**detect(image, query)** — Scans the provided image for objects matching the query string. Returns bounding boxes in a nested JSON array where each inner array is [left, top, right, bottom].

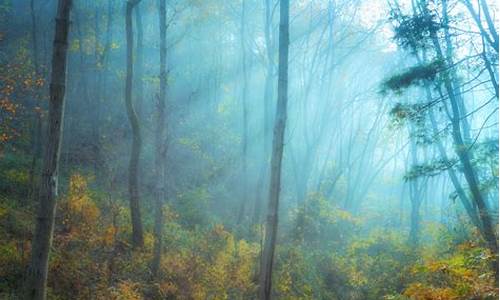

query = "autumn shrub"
[[154, 224, 258, 299], [175, 186, 210, 228], [403, 242, 498, 300], [0, 172, 497, 300], [290, 193, 360, 249], [343, 231, 417, 299], [0, 153, 31, 197], [0, 200, 31, 295]]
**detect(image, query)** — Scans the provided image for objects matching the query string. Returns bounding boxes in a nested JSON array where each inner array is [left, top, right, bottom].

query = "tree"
[[237, 0, 249, 224], [252, 0, 276, 227], [125, 0, 144, 248], [407, 131, 424, 246], [135, 4, 145, 119], [422, 0, 498, 274], [460, 0, 498, 98], [386, 0, 498, 279], [259, 0, 289, 298], [27, 0, 43, 204], [152, 0, 168, 278], [24, 0, 73, 299]]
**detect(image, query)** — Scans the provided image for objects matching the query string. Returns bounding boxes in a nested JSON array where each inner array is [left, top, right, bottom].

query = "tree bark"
[[408, 133, 422, 246], [92, 3, 103, 181], [259, 0, 289, 298], [252, 0, 275, 227], [152, 0, 168, 278], [237, 0, 249, 224], [125, 0, 144, 248], [135, 5, 144, 119], [96, 0, 115, 183], [27, 0, 43, 205], [24, 0, 73, 299]]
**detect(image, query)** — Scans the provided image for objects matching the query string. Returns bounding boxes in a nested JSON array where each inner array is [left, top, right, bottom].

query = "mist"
[[1, 0, 498, 299]]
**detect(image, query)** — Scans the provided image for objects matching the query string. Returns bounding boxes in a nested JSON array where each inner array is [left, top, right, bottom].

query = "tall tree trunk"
[[152, 0, 168, 278], [408, 134, 422, 246], [74, 9, 94, 167], [92, 3, 102, 181], [125, 0, 144, 248], [135, 5, 144, 119], [27, 0, 42, 204], [24, 1, 73, 299], [252, 0, 274, 227], [97, 0, 115, 183], [258, 0, 289, 298], [237, 0, 249, 223]]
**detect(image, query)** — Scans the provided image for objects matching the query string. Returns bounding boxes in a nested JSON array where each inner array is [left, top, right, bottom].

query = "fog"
[[1, 0, 498, 298]]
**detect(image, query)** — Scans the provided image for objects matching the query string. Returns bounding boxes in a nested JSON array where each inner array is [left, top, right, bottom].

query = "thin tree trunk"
[[125, 0, 144, 248], [258, 0, 289, 298], [252, 0, 274, 227], [97, 0, 115, 183], [237, 0, 249, 224], [152, 0, 168, 278], [408, 133, 422, 246], [27, 0, 42, 204], [73, 4, 96, 176], [135, 5, 144, 119], [24, 1, 73, 299], [92, 3, 102, 181]]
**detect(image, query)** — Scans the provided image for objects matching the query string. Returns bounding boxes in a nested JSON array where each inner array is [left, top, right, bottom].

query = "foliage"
[[0, 36, 45, 154], [291, 193, 360, 249], [0, 175, 498, 299], [404, 158, 458, 181], [404, 242, 498, 299], [0, 0, 497, 299], [381, 60, 443, 95], [389, 6, 442, 51], [0, 152, 31, 196], [175, 186, 211, 227]]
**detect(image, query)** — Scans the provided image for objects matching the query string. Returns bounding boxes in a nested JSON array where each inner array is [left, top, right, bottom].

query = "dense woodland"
[[0, 0, 498, 299]]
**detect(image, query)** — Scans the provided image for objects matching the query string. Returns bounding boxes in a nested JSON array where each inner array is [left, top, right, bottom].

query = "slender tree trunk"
[[92, 3, 102, 181], [27, 0, 42, 204], [408, 181, 422, 245], [125, 0, 144, 248], [97, 0, 115, 183], [24, 1, 73, 299], [135, 5, 144, 119], [252, 0, 274, 227], [152, 0, 168, 278], [259, 0, 289, 298], [237, 0, 249, 224], [74, 9, 94, 165], [408, 134, 422, 246]]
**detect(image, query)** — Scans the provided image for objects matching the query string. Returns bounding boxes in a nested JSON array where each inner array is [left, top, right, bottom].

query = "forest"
[[0, 0, 498, 299]]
